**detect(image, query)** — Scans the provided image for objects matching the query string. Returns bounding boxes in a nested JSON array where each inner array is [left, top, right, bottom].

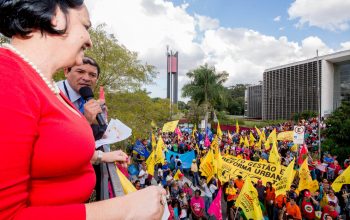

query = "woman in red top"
[[265, 181, 276, 220], [0, 1, 165, 219]]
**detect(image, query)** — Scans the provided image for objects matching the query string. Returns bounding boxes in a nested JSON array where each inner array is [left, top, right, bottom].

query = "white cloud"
[[194, 14, 220, 31], [300, 36, 333, 57], [200, 28, 333, 85], [340, 41, 350, 50], [279, 27, 285, 31], [85, 0, 341, 100], [273, 16, 281, 22], [288, 0, 350, 31]]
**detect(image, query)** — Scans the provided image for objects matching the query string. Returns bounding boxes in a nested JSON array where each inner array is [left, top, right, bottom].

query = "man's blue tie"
[[78, 97, 86, 114]]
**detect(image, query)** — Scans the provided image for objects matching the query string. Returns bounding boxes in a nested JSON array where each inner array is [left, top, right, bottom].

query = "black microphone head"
[[79, 86, 94, 100]]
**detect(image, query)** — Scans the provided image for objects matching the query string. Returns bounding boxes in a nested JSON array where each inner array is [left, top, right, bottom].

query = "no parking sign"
[[293, 126, 305, 144]]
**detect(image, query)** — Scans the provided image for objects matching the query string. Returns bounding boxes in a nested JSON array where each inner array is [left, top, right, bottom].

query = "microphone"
[[79, 86, 107, 127]]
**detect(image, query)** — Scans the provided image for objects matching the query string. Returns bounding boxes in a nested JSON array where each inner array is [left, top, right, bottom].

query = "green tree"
[[0, 34, 9, 45], [182, 64, 229, 117], [86, 24, 157, 92], [226, 84, 249, 115], [177, 101, 189, 111], [185, 100, 207, 126], [107, 90, 172, 140], [323, 102, 350, 162], [54, 24, 157, 93]]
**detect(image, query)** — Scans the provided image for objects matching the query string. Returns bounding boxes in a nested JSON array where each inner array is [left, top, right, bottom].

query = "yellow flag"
[[174, 169, 183, 180], [261, 130, 266, 142], [116, 168, 137, 194], [275, 159, 295, 196], [236, 120, 240, 134], [195, 144, 200, 154], [265, 129, 276, 150], [236, 176, 263, 220], [239, 136, 244, 145], [145, 151, 155, 175], [290, 143, 298, 152], [298, 158, 317, 192], [162, 120, 179, 132], [249, 132, 256, 146], [227, 131, 232, 141], [211, 136, 224, 181], [192, 124, 197, 138], [255, 126, 261, 136], [255, 138, 262, 150], [151, 133, 157, 150], [320, 192, 329, 208], [151, 120, 157, 128], [268, 141, 281, 165], [332, 166, 350, 192], [217, 121, 223, 139], [277, 131, 294, 141], [244, 136, 249, 147], [200, 149, 215, 183], [154, 136, 165, 165]]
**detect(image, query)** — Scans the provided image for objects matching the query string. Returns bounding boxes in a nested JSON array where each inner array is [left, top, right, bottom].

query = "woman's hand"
[[122, 186, 166, 219], [86, 185, 166, 220], [103, 150, 129, 167]]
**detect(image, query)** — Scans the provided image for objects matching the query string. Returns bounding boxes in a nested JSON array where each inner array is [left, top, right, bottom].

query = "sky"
[[85, 0, 350, 101]]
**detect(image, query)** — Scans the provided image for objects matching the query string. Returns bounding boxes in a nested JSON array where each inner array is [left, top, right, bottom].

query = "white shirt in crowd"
[[157, 168, 163, 178], [166, 174, 173, 183], [138, 169, 148, 185], [202, 182, 217, 198]]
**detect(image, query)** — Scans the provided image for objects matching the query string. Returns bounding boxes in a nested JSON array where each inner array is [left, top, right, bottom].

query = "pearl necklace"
[[3, 43, 60, 95]]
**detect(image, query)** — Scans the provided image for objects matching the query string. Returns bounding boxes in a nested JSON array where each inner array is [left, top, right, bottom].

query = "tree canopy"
[[0, 34, 9, 44], [182, 64, 229, 109], [226, 84, 249, 115], [107, 90, 174, 140], [54, 24, 157, 93], [323, 101, 350, 161]]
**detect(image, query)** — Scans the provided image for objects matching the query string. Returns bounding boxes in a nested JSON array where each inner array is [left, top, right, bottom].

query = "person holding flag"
[[235, 176, 263, 220]]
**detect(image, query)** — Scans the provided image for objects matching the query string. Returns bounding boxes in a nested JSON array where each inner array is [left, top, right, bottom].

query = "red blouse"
[[0, 48, 96, 219]]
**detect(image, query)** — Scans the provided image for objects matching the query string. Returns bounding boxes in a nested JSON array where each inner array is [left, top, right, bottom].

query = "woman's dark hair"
[[0, 0, 84, 38], [267, 181, 272, 190]]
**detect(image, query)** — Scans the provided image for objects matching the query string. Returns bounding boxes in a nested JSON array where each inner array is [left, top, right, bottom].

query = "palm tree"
[[182, 64, 229, 124]]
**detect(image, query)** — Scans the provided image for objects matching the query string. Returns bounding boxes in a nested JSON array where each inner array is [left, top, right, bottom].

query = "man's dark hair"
[[67, 56, 100, 77], [195, 189, 201, 195], [0, 0, 84, 38]]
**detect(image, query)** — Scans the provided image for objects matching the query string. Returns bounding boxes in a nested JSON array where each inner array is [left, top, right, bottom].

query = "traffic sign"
[[293, 126, 305, 144]]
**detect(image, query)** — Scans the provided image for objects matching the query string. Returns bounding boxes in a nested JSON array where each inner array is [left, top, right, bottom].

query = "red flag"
[[115, 163, 129, 178], [99, 86, 108, 120], [175, 127, 182, 138], [298, 144, 308, 165], [99, 86, 105, 100], [208, 187, 223, 220], [204, 135, 211, 147]]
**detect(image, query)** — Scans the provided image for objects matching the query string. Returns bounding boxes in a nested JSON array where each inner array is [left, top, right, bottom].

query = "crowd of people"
[[129, 117, 350, 220]]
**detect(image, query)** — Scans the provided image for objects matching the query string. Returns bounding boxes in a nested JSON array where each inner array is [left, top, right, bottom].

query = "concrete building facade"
[[245, 85, 262, 119], [261, 50, 350, 120]]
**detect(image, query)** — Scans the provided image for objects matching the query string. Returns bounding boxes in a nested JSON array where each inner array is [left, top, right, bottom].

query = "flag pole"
[[233, 207, 239, 220]]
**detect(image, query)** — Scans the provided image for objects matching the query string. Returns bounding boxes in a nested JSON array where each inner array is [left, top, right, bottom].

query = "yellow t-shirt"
[[226, 186, 237, 201]]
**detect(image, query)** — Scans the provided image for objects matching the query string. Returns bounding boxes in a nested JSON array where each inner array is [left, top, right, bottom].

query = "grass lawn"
[[223, 115, 286, 128]]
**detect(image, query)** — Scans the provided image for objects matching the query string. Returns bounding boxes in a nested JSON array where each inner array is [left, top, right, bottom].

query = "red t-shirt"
[[321, 206, 338, 220], [190, 196, 205, 216], [0, 48, 96, 219], [301, 199, 316, 220]]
